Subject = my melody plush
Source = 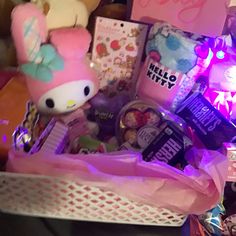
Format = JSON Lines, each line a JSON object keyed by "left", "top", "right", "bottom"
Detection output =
{"left": 11, "top": 3, "right": 99, "bottom": 114}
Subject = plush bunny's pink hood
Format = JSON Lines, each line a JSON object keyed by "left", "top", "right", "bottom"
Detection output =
{"left": 26, "top": 27, "right": 99, "bottom": 103}
{"left": 11, "top": 3, "right": 99, "bottom": 114}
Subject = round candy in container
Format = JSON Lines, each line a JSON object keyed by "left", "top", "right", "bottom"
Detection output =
{"left": 116, "top": 100, "right": 163, "bottom": 150}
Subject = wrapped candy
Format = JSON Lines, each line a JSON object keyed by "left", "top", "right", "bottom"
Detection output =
{"left": 176, "top": 92, "right": 236, "bottom": 150}
{"left": 116, "top": 100, "right": 192, "bottom": 169}
{"left": 198, "top": 203, "right": 225, "bottom": 236}
{"left": 89, "top": 92, "right": 130, "bottom": 141}
{"left": 116, "top": 100, "right": 163, "bottom": 150}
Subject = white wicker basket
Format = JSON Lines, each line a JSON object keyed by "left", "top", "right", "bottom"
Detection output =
{"left": 0, "top": 172, "right": 186, "bottom": 226}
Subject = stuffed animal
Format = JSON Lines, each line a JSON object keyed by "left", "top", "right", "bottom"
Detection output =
{"left": 30, "top": 0, "right": 101, "bottom": 30}
{"left": 11, "top": 3, "right": 99, "bottom": 114}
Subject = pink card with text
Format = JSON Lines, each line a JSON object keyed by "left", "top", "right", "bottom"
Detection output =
{"left": 131, "top": 0, "right": 229, "bottom": 37}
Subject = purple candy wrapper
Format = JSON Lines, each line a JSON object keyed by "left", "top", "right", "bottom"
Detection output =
{"left": 176, "top": 92, "right": 236, "bottom": 150}
{"left": 90, "top": 92, "right": 130, "bottom": 141}
{"left": 29, "top": 120, "right": 68, "bottom": 155}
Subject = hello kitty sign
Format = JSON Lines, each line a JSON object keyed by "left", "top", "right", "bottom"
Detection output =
{"left": 131, "top": 0, "right": 229, "bottom": 37}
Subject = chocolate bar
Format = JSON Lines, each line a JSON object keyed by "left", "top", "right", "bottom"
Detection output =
{"left": 176, "top": 92, "right": 236, "bottom": 150}
{"left": 142, "top": 123, "right": 189, "bottom": 168}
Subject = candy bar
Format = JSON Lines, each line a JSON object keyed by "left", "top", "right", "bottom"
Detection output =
{"left": 142, "top": 122, "right": 190, "bottom": 168}
{"left": 176, "top": 92, "right": 236, "bottom": 150}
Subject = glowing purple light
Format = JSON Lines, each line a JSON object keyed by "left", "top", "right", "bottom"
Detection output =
{"left": 2, "top": 135, "right": 7, "bottom": 143}
{"left": 216, "top": 50, "right": 225, "bottom": 60}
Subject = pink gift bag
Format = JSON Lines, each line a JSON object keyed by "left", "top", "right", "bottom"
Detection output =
{"left": 130, "top": 0, "right": 229, "bottom": 37}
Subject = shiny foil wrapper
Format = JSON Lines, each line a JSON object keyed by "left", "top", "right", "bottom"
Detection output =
{"left": 13, "top": 126, "right": 32, "bottom": 152}
{"left": 12, "top": 101, "right": 51, "bottom": 153}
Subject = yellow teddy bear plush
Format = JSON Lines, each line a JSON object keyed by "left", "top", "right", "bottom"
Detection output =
{"left": 31, "top": 0, "right": 101, "bottom": 30}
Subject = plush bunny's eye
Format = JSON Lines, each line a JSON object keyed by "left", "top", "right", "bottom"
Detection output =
{"left": 38, "top": 81, "right": 96, "bottom": 114}
{"left": 45, "top": 98, "right": 55, "bottom": 108}
{"left": 84, "top": 86, "right": 90, "bottom": 96}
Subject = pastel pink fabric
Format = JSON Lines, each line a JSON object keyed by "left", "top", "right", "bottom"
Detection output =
{"left": 26, "top": 27, "right": 99, "bottom": 103}
{"left": 26, "top": 58, "right": 99, "bottom": 103}
{"left": 11, "top": 3, "right": 47, "bottom": 65}
{"left": 11, "top": 3, "right": 99, "bottom": 105}
{"left": 7, "top": 148, "right": 228, "bottom": 215}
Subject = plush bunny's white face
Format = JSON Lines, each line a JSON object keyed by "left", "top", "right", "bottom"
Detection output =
{"left": 37, "top": 80, "right": 96, "bottom": 114}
